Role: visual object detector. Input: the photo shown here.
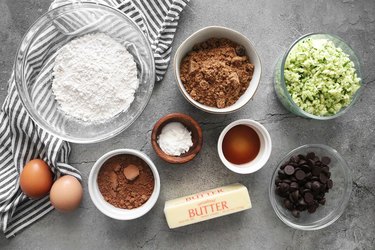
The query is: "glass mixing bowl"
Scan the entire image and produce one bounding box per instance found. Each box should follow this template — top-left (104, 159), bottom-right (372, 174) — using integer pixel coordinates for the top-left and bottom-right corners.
top-left (274, 33), bottom-right (363, 120)
top-left (269, 144), bottom-right (352, 230)
top-left (14, 3), bottom-right (155, 143)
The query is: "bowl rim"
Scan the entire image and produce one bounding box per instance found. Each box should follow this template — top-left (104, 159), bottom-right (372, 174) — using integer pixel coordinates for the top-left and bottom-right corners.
top-left (151, 112), bottom-right (203, 164)
top-left (269, 144), bottom-right (352, 230)
top-left (14, 2), bottom-right (155, 144)
top-left (278, 32), bottom-right (363, 120)
top-left (217, 119), bottom-right (272, 174)
top-left (173, 25), bottom-right (262, 114)
top-left (88, 148), bottom-right (160, 220)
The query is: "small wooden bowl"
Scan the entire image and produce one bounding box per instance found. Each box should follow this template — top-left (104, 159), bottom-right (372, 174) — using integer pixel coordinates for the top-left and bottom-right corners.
top-left (151, 113), bottom-right (203, 164)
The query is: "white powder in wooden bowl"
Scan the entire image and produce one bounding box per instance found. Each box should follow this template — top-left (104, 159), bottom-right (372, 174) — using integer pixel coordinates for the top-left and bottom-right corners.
top-left (157, 122), bottom-right (193, 156)
top-left (52, 33), bottom-right (139, 123)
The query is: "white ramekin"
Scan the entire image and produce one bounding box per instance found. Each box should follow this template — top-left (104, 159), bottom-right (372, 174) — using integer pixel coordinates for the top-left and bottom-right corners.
top-left (88, 149), bottom-right (160, 220)
top-left (217, 119), bottom-right (272, 174)
top-left (174, 26), bottom-right (262, 114)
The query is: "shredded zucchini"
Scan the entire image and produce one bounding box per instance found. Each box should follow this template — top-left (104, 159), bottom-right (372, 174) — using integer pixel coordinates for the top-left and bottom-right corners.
top-left (284, 38), bottom-right (361, 116)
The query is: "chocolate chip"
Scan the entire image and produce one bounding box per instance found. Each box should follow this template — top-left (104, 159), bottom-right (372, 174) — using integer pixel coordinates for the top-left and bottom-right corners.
top-left (304, 192), bottom-right (314, 204)
top-left (284, 165), bottom-right (295, 175)
top-left (326, 171), bottom-right (331, 178)
top-left (283, 179), bottom-right (292, 184)
top-left (312, 181), bottom-right (321, 191)
top-left (298, 154), bottom-right (306, 160)
top-left (290, 155), bottom-right (299, 163)
top-left (289, 162), bottom-right (298, 167)
top-left (298, 159), bottom-right (307, 165)
top-left (295, 170), bottom-right (306, 180)
top-left (284, 199), bottom-right (293, 210)
top-left (311, 176), bottom-right (319, 181)
top-left (301, 188), bottom-right (310, 194)
top-left (307, 159), bottom-right (315, 167)
top-left (292, 190), bottom-right (300, 202)
top-left (288, 193), bottom-right (294, 202)
top-left (308, 205), bottom-right (317, 213)
top-left (320, 184), bottom-right (327, 192)
top-left (280, 182), bottom-right (290, 192)
top-left (278, 169), bottom-right (286, 179)
top-left (275, 178), bottom-right (281, 186)
top-left (321, 156), bottom-right (331, 165)
top-left (319, 172), bottom-right (328, 184)
top-left (290, 182), bottom-right (299, 191)
top-left (311, 166), bottom-right (322, 176)
top-left (300, 164), bottom-right (311, 173)
top-left (275, 187), bottom-right (282, 196)
top-left (321, 166), bottom-right (330, 173)
top-left (305, 182), bottom-right (312, 189)
top-left (306, 152), bottom-right (315, 160)
top-left (298, 198), bottom-right (307, 206)
top-left (314, 193), bottom-right (323, 200)
top-left (305, 172), bottom-right (312, 180)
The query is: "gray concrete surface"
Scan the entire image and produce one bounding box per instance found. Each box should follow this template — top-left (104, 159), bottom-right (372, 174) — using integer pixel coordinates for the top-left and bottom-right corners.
top-left (1, 0), bottom-right (375, 249)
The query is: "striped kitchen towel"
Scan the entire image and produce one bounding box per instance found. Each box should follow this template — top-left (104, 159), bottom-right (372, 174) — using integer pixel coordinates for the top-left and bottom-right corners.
top-left (51, 0), bottom-right (190, 81)
top-left (0, 75), bottom-right (82, 238)
top-left (0, 0), bottom-right (189, 238)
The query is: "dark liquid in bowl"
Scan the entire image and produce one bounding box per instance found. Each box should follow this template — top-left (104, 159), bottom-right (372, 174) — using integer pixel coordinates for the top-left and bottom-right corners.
top-left (222, 125), bottom-right (260, 165)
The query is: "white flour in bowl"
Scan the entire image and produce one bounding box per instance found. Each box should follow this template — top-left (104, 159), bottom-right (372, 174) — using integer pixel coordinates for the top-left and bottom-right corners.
top-left (52, 33), bottom-right (139, 123)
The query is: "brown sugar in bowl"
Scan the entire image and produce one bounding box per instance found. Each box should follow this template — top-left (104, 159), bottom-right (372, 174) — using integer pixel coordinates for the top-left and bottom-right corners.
top-left (174, 26), bottom-right (262, 114)
top-left (151, 113), bottom-right (203, 164)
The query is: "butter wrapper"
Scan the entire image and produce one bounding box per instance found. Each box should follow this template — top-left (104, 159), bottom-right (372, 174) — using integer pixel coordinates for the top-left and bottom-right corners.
top-left (164, 183), bottom-right (251, 229)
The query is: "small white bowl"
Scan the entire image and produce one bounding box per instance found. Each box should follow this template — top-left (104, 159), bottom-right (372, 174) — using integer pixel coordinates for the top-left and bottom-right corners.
top-left (217, 119), bottom-right (272, 174)
top-left (174, 26), bottom-right (262, 114)
top-left (88, 149), bottom-right (160, 220)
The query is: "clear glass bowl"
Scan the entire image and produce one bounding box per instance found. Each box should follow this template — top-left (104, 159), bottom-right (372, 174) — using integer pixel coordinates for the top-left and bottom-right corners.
top-left (14, 3), bottom-right (155, 143)
top-left (274, 33), bottom-right (363, 120)
top-left (269, 144), bottom-right (352, 230)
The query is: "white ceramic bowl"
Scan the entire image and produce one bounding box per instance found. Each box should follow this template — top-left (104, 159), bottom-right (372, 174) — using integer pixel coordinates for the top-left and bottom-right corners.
top-left (218, 119), bottom-right (272, 174)
top-left (174, 26), bottom-right (262, 114)
top-left (88, 149), bottom-right (160, 220)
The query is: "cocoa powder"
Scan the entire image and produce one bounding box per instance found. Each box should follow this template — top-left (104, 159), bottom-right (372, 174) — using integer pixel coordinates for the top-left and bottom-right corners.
top-left (97, 154), bottom-right (154, 209)
top-left (180, 38), bottom-right (254, 108)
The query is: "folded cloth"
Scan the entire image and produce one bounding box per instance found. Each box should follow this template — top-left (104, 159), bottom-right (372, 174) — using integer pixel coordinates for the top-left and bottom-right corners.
top-left (0, 0), bottom-right (189, 238)
top-left (0, 75), bottom-right (82, 238)
top-left (51, 0), bottom-right (190, 81)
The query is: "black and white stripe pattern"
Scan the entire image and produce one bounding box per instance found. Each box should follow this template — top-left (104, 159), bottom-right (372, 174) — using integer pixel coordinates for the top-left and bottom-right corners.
top-left (51, 0), bottom-right (190, 81)
top-left (0, 77), bottom-right (82, 238)
top-left (0, 0), bottom-right (188, 238)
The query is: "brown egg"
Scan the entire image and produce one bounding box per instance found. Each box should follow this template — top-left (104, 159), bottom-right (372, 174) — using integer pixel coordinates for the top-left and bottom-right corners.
top-left (50, 175), bottom-right (83, 212)
top-left (20, 159), bottom-right (53, 199)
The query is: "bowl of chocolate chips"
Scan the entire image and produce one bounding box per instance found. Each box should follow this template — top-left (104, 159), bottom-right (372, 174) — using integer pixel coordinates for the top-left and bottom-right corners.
top-left (269, 144), bottom-right (352, 230)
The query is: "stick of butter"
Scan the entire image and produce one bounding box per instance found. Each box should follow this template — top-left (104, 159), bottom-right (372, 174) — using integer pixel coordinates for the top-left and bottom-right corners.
top-left (164, 183), bottom-right (251, 229)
